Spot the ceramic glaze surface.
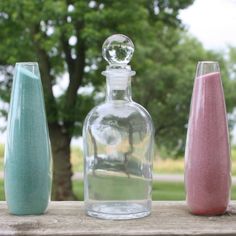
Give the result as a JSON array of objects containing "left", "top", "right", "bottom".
[
  {"left": 185, "top": 62, "right": 231, "bottom": 215},
  {"left": 4, "top": 63, "right": 52, "bottom": 215}
]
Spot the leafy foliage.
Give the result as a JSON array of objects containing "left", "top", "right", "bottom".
[
  {"left": 0, "top": 0, "right": 235, "bottom": 158},
  {"left": 133, "top": 28, "right": 236, "bottom": 155}
]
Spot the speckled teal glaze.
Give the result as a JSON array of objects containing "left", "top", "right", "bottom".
[{"left": 4, "top": 63, "right": 52, "bottom": 215}]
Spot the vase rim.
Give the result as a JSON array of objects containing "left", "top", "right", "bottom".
[
  {"left": 16, "top": 62, "right": 38, "bottom": 65},
  {"left": 198, "top": 61, "right": 218, "bottom": 64}
]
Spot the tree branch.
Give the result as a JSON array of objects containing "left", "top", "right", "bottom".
[
  {"left": 30, "top": 24, "right": 59, "bottom": 125},
  {"left": 60, "top": 30, "right": 73, "bottom": 75},
  {"left": 63, "top": 20, "right": 86, "bottom": 130}
]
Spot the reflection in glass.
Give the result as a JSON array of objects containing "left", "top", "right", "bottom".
[{"left": 83, "top": 35, "right": 154, "bottom": 220}]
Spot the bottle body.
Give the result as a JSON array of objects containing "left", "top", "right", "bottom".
[
  {"left": 4, "top": 62, "right": 52, "bottom": 215},
  {"left": 185, "top": 62, "right": 231, "bottom": 215},
  {"left": 83, "top": 101, "right": 154, "bottom": 219}
]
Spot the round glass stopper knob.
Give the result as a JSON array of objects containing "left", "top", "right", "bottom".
[{"left": 102, "top": 34, "right": 134, "bottom": 65}]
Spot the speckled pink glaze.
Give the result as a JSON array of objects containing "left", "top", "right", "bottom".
[{"left": 185, "top": 72, "right": 231, "bottom": 215}]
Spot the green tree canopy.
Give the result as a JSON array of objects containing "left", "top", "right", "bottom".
[
  {"left": 133, "top": 28, "right": 236, "bottom": 156},
  {"left": 1, "top": 0, "right": 236, "bottom": 199}
]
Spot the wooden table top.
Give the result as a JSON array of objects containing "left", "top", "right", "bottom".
[{"left": 0, "top": 201, "right": 236, "bottom": 235}]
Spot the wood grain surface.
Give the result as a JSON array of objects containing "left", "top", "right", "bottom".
[{"left": 0, "top": 201, "right": 236, "bottom": 236}]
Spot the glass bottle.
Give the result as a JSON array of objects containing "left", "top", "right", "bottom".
[
  {"left": 83, "top": 34, "right": 154, "bottom": 220},
  {"left": 4, "top": 62, "right": 52, "bottom": 215},
  {"left": 185, "top": 61, "right": 231, "bottom": 215}
]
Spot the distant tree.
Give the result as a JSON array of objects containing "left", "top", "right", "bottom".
[
  {"left": 2, "top": 0, "right": 235, "bottom": 199},
  {"left": 227, "top": 46, "right": 236, "bottom": 81},
  {"left": 133, "top": 30, "right": 236, "bottom": 156},
  {"left": 225, "top": 46, "right": 236, "bottom": 133}
]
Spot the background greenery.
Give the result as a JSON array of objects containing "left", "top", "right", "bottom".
[
  {"left": 0, "top": 0, "right": 236, "bottom": 200},
  {"left": 1, "top": 144, "right": 236, "bottom": 200}
]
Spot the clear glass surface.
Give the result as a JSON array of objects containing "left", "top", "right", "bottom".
[
  {"left": 83, "top": 85, "right": 154, "bottom": 219},
  {"left": 102, "top": 34, "right": 134, "bottom": 66},
  {"left": 83, "top": 35, "right": 154, "bottom": 220},
  {"left": 185, "top": 61, "right": 231, "bottom": 215}
]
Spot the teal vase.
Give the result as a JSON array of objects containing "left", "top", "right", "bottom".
[{"left": 4, "top": 62, "right": 52, "bottom": 215}]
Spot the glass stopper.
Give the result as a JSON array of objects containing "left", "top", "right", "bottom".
[{"left": 102, "top": 34, "right": 134, "bottom": 65}]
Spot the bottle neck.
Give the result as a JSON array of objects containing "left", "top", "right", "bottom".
[{"left": 105, "top": 77, "right": 132, "bottom": 102}]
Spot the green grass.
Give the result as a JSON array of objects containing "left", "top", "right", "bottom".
[
  {"left": 71, "top": 147, "right": 83, "bottom": 172},
  {"left": 2, "top": 144, "right": 236, "bottom": 174},
  {"left": 0, "top": 179, "right": 190, "bottom": 201},
  {"left": 0, "top": 180, "right": 236, "bottom": 201},
  {"left": 0, "top": 144, "right": 4, "bottom": 170},
  {"left": 70, "top": 146, "right": 236, "bottom": 175},
  {"left": 1, "top": 144, "right": 236, "bottom": 201},
  {"left": 87, "top": 174, "right": 149, "bottom": 200},
  {"left": 72, "top": 181, "right": 186, "bottom": 201},
  {"left": 0, "top": 180, "right": 4, "bottom": 200},
  {"left": 0, "top": 144, "right": 4, "bottom": 157},
  {"left": 73, "top": 181, "right": 236, "bottom": 201},
  {"left": 152, "top": 182, "right": 185, "bottom": 200}
]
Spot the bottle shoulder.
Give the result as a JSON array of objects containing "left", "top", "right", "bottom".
[
  {"left": 132, "top": 101, "right": 153, "bottom": 122},
  {"left": 84, "top": 101, "right": 154, "bottom": 131},
  {"left": 86, "top": 101, "right": 151, "bottom": 118}
]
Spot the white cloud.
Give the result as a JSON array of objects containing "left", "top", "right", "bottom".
[{"left": 179, "top": 0, "right": 236, "bottom": 50}]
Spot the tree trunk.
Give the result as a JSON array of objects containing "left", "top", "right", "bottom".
[{"left": 49, "top": 124, "right": 77, "bottom": 200}]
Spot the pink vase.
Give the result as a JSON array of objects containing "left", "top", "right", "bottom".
[{"left": 185, "top": 61, "right": 231, "bottom": 215}]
